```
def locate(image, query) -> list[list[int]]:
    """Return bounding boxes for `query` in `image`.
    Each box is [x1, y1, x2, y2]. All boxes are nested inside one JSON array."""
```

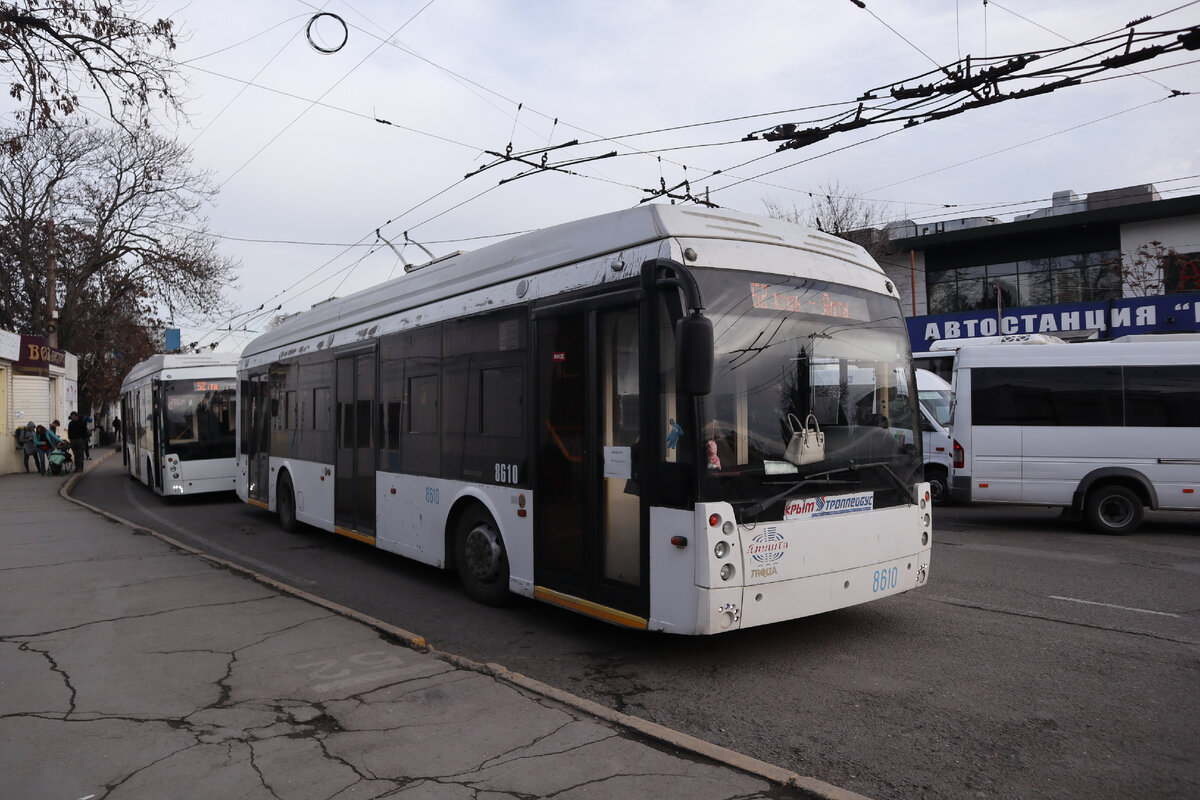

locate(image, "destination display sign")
[[751, 282, 869, 320]]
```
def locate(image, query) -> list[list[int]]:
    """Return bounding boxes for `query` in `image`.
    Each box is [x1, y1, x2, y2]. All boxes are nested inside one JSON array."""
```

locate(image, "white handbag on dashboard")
[[785, 413, 825, 466]]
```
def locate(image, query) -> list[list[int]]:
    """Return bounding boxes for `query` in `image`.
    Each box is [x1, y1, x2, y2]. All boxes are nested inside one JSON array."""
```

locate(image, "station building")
[[873, 183, 1200, 374], [2, 330, 78, 473]]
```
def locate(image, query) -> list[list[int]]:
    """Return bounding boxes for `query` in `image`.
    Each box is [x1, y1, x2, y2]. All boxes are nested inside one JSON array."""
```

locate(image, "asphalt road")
[[73, 451, 1200, 800]]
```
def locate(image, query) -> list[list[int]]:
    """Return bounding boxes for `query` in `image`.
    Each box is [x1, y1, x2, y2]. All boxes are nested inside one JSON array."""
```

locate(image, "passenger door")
[[334, 350, 377, 538], [534, 301, 647, 622]]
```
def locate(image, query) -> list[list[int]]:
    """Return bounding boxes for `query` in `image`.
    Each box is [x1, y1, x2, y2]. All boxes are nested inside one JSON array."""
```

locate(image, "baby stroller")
[[47, 441, 74, 475]]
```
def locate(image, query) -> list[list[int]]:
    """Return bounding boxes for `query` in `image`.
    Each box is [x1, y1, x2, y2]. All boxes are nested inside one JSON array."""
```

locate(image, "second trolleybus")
[[236, 205, 932, 634], [119, 353, 239, 496]]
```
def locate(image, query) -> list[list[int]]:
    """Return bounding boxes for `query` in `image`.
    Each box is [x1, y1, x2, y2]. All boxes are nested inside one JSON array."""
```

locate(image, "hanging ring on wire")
[[306, 12, 348, 54]]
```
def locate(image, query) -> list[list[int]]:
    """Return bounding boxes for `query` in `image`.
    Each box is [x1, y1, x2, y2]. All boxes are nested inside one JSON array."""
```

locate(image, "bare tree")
[[1112, 240, 1184, 297], [0, 0, 182, 134], [764, 179, 892, 262], [0, 122, 237, 412]]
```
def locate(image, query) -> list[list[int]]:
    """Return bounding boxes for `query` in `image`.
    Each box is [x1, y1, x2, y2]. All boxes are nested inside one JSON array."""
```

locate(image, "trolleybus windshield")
[[693, 269, 921, 519], [162, 379, 236, 461]]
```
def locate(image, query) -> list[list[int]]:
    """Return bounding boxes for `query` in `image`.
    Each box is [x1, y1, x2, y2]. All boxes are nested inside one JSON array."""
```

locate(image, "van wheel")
[[277, 473, 298, 533], [1083, 484, 1143, 535], [455, 507, 511, 606], [926, 466, 950, 506]]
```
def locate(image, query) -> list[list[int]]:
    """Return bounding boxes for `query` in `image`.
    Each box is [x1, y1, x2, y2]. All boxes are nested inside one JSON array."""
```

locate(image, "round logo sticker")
[[747, 528, 789, 564]]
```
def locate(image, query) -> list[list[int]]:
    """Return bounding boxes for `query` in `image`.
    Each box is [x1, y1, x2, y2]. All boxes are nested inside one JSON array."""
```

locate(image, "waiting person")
[[18, 421, 41, 474], [67, 411, 88, 470], [84, 416, 93, 459], [33, 424, 52, 475], [45, 423, 64, 449]]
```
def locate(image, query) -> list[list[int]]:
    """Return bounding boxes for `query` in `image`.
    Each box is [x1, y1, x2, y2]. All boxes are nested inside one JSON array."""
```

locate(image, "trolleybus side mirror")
[[677, 313, 714, 396]]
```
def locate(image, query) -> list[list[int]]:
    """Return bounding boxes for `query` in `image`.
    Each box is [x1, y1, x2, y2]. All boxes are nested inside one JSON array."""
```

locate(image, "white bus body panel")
[[649, 494, 933, 635]]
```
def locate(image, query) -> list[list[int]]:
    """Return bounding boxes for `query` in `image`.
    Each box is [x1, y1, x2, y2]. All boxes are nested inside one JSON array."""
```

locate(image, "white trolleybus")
[[236, 206, 932, 634], [949, 334, 1200, 533], [119, 353, 239, 496]]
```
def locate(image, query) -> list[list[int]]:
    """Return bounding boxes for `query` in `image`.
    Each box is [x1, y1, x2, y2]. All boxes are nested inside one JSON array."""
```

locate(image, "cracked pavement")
[[0, 460, 847, 800]]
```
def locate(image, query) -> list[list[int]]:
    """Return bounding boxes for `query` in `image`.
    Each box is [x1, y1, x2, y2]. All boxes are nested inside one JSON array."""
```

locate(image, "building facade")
[[2, 331, 78, 473], [876, 185, 1200, 354]]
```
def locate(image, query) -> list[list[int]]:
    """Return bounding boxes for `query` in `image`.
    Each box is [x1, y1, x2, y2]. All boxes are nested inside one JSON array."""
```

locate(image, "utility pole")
[[46, 178, 60, 349]]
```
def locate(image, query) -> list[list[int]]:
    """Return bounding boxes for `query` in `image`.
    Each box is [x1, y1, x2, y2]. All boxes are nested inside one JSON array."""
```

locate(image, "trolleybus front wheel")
[[454, 507, 511, 606], [1083, 483, 1143, 535]]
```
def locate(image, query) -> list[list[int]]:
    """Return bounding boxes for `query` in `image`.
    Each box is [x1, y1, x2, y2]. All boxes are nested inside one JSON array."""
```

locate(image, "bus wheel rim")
[[464, 522, 503, 583], [1101, 496, 1134, 527]]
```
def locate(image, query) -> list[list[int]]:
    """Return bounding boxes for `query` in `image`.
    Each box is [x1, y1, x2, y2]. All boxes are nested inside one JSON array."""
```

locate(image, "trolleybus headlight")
[[721, 520, 735, 536], [714, 541, 730, 559], [719, 563, 735, 581]]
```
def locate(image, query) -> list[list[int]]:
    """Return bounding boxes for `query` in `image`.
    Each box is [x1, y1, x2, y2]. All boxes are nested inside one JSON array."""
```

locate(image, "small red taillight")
[[670, 536, 689, 548], [952, 440, 965, 469], [708, 514, 721, 528]]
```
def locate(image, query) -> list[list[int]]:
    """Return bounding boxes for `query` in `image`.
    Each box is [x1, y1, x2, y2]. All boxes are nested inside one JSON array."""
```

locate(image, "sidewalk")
[[0, 452, 866, 800]]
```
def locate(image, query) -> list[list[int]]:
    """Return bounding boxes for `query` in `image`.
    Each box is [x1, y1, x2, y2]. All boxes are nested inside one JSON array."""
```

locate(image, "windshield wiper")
[[740, 460, 911, 519], [741, 475, 855, 518]]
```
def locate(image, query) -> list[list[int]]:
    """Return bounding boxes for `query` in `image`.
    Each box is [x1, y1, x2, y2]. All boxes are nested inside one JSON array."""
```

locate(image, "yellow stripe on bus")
[[533, 586, 648, 630], [334, 527, 376, 546], [247, 498, 269, 510]]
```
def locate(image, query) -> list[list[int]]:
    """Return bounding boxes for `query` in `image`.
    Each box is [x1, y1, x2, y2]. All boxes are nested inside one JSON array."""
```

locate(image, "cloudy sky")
[[66, 1, 1200, 350]]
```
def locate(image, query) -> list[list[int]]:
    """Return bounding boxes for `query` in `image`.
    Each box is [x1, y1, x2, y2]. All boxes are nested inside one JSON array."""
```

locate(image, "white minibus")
[[949, 334, 1200, 533], [916, 369, 954, 505]]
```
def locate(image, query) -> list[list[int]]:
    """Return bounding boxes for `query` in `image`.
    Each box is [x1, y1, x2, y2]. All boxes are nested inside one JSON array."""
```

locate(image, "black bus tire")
[[454, 507, 511, 607], [926, 465, 950, 506], [1083, 483, 1143, 535], [277, 473, 299, 533]]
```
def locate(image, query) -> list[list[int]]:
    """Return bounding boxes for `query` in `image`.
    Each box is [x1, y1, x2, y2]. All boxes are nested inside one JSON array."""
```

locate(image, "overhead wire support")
[[740, 22, 1198, 154], [495, 149, 619, 186], [463, 139, 581, 179]]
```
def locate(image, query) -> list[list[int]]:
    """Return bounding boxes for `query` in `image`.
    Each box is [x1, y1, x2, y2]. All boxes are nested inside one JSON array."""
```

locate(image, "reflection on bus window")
[[163, 380, 236, 460]]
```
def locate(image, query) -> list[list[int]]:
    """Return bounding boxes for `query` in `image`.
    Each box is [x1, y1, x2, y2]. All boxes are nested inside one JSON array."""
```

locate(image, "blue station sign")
[[908, 292, 1200, 353]]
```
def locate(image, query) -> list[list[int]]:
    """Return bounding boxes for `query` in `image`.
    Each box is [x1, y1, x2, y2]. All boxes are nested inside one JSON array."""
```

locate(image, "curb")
[[62, 452, 870, 800]]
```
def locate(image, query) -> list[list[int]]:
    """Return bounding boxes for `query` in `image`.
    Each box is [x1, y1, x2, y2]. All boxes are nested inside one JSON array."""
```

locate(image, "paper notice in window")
[[603, 446, 632, 479]]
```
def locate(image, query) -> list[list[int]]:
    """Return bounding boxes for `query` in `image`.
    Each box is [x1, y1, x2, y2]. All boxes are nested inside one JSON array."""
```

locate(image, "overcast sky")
[[48, 1, 1200, 350]]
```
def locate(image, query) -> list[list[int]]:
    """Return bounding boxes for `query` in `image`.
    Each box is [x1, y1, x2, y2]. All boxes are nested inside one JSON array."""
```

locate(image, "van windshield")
[[691, 268, 921, 521], [918, 388, 953, 426]]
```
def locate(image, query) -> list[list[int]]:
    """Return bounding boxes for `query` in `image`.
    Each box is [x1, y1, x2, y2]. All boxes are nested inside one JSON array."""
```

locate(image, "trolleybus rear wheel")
[[277, 473, 298, 533]]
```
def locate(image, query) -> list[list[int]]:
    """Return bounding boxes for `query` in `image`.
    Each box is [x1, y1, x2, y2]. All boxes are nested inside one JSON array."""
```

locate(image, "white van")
[[916, 369, 954, 505], [949, 334, 1200, 533]]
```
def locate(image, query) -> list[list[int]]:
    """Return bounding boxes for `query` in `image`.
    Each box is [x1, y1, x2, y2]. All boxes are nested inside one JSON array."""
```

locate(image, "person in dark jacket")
[[18, 421, 41, 473], [67, 411, 88, 471]]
